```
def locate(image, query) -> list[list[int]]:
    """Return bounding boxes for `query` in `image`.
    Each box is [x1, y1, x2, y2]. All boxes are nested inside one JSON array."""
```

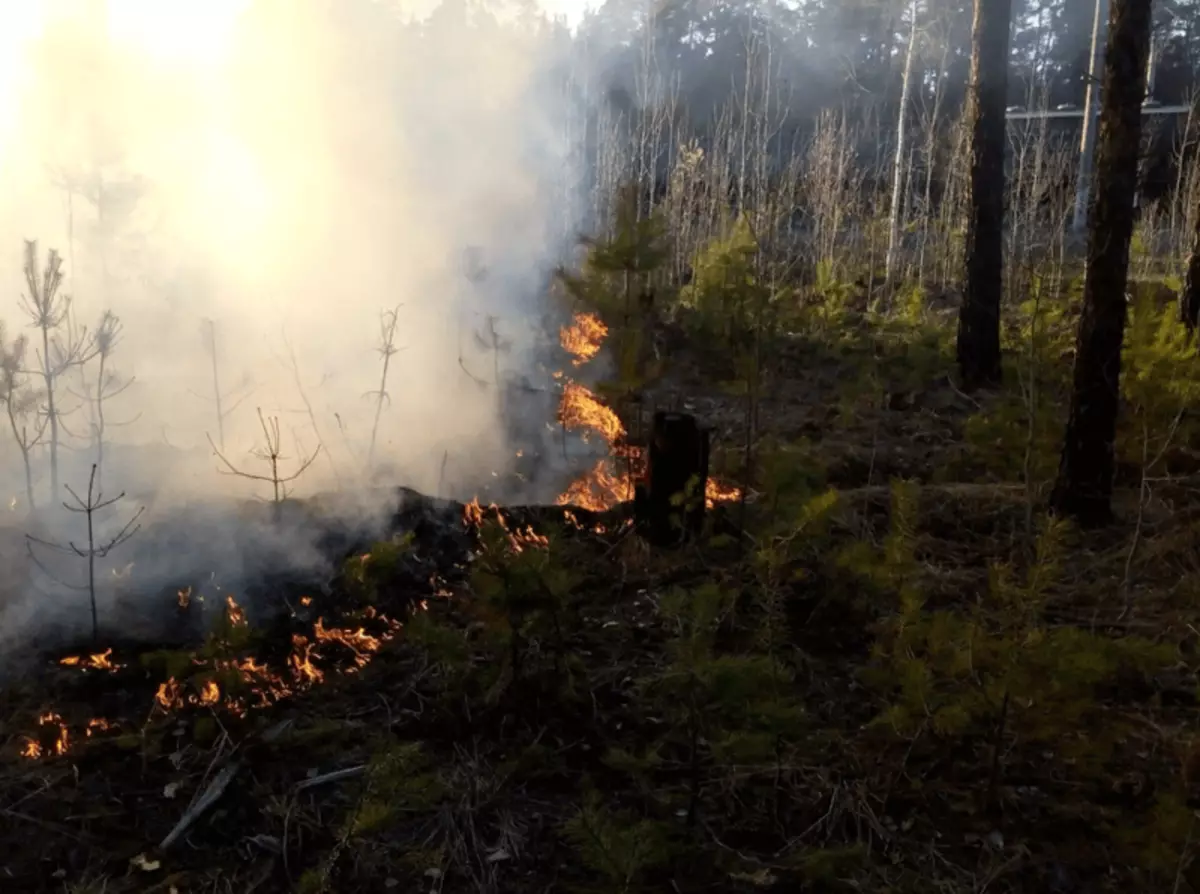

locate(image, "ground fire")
[[555, 311, 741, 513]]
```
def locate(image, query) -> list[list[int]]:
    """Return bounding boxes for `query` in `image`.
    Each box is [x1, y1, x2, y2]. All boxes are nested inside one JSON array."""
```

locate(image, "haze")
[[0, 0, 584, 510]]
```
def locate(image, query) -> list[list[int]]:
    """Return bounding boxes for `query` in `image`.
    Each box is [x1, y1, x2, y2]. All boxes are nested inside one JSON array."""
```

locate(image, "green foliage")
[[954, 272, 1074, 484], [813, 260, 855, 320], [343, 741, 444, 839], [342, 533, 415, 604], [636, 582, 806, 810], [561, 790, 671, 893], [866, 489, 1174, 777], [557, 181, 671, 390], [1119, 286, 1200, 469], [679, 215, 770, 348], [468, 514, 583, 698]]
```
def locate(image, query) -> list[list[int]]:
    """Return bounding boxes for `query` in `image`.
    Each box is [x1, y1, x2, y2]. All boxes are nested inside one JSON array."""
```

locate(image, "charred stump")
[[635, 412, 709, 546]]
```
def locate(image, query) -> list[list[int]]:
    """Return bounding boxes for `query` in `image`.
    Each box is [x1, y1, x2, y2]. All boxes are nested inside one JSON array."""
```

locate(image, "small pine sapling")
[[560, 789, 671, 894], [466, 507, 579, 701], [19, 241, 102, 499], [637, 582, 805, 833]]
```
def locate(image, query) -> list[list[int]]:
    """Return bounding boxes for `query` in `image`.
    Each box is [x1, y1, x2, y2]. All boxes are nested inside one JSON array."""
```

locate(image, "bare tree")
[[0, 325, 49, 511], [366, 305, 402, 472], [26, 463, 144, 642], [1051, 0, 1154, 525], [207, 408, 321, 522], [956, 0, 1014, 389], [69, 311, 136, 487]]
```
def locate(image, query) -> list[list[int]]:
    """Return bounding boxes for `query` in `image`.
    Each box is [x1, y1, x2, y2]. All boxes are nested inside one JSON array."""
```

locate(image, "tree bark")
[[635, 411, 709, 546], [1051, 0, 1153, 527], [1181, 200, 1200, 330], [956, 0, 1013, 390]]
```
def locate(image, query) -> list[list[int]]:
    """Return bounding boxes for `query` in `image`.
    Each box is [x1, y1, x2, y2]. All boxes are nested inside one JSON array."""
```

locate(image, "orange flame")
[[560, 313, 608, 366], [21, 712, 69, 759], [225, 595, 247, 628], [313, 618, 383, 670], [59, 647, 120, 672], [558, 382, 626, 443]]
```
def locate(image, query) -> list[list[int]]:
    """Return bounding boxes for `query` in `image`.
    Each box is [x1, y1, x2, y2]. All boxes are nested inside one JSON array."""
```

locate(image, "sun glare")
[[106, 0, 250, 66]]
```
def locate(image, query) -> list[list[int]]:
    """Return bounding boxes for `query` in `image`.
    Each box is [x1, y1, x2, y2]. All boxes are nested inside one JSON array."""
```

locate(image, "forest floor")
[[1, 303, 1199, 894]]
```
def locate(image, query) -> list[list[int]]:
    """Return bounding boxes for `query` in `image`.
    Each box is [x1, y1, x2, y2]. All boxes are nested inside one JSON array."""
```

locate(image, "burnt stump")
[[635, 411, 710, 546]]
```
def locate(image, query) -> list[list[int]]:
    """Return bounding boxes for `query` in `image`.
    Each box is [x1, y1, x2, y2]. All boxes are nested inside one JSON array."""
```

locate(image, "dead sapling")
[[18, 241, 102, 498], [0, 324, 50, 512], [67, 311, 138, 489], [207, 408, 320, 523], [26, 463, 144, 642], [365, 304, 403, 473], [191, 318, 254, 453], [277, 330, 339, 485]]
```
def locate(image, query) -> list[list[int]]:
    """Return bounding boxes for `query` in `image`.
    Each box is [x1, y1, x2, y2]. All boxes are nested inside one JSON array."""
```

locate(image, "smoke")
[[0, 0, 594, 650], [0, 0, 582, 502]]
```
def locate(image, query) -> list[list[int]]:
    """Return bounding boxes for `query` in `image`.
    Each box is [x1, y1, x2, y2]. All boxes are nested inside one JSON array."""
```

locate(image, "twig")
[[160, 761, 241, 849], [294, 765, 367, 792]]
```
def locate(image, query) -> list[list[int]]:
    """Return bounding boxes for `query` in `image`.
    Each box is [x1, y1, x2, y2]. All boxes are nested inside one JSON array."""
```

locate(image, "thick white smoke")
[[0, 0, 581, 507], [0, 0, 592, 650]]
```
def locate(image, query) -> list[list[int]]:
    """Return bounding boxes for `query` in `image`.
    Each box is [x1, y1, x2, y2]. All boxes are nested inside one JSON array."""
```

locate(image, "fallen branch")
[[160, 761, 241, 850]]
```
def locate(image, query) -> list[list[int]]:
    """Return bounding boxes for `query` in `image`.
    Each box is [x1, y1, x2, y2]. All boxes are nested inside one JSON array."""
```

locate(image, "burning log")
[[635, 411, 709, 546]]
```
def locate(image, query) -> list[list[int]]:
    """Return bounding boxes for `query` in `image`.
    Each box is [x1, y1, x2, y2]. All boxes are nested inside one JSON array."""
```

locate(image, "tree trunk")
[[1051, 0, 1153, 527], [885, 0, 919, 284], [635, 411, 709, 546], [1181, 200, 1200, 330], [956, 0, 1013, 390]]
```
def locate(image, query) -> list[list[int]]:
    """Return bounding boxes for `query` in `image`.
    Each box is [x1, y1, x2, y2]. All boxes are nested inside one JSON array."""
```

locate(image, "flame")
[[59, 648, 120, 672], [556, 458, 635, 512], [86, 718, 112, 736], [560, 312, 608, 366], [289, 634, 324, 685], [705, 478, 742, 506], [21, 712, 69, 759], [313, 618, 383, 670], [225, 595, 247, 627], [156, 678, 182, 711], [463, 497, 484, 527], [558, 382, 625, 443], [552, 313, 742, 514], [198, 680, 221, 706], [178, 587, 192, 609]]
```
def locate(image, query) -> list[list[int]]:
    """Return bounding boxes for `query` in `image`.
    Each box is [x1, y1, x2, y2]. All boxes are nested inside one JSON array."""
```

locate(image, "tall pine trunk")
[[1050, 0, 1153, 526], [956, 0, 1013, 390], [1181, 199, 1200, 330]]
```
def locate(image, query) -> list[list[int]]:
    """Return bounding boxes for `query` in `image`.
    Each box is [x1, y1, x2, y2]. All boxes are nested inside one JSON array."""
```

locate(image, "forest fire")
[[462, 497, 551, 552], [59, 647, 121, 672], [559, 312, 608, 366], [17, 601, 407, 761], [554, 311, 742, 512], [20, 712, 69, 759]]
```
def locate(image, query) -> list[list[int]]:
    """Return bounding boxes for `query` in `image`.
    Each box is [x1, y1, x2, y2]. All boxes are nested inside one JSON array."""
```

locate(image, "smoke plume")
[[0, 0, 588, 650]]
